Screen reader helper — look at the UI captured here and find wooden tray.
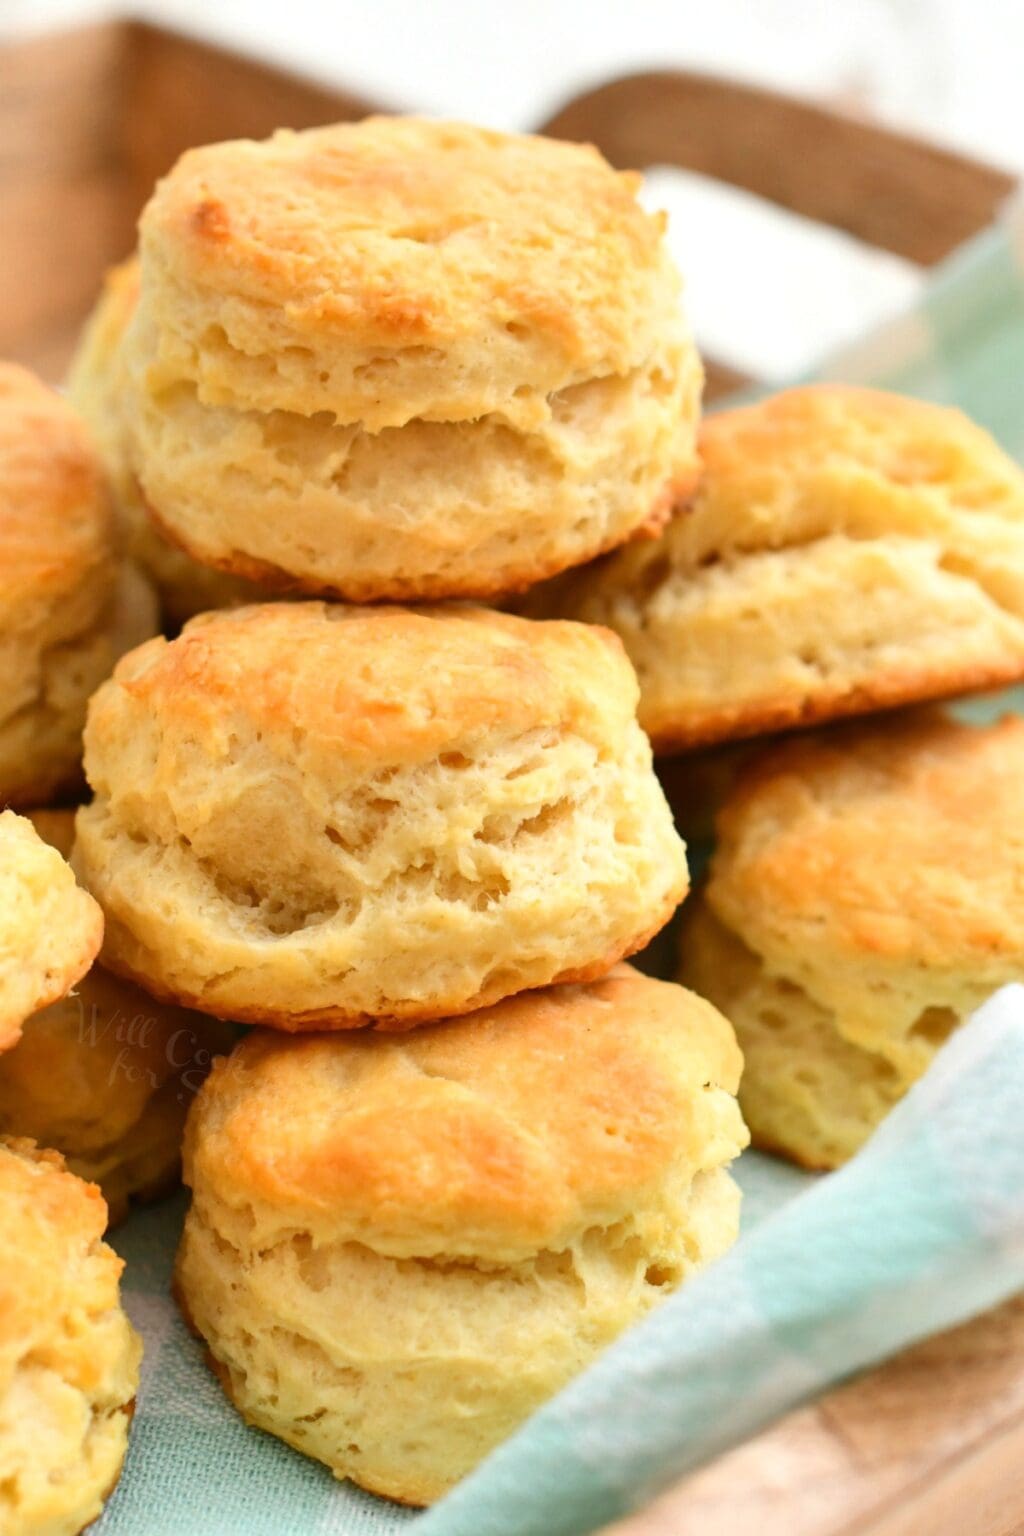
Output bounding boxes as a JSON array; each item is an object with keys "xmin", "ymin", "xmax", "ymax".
[{"xmin": 2, "ymin": 19, "xmax": 1021, "ymax": 1535}]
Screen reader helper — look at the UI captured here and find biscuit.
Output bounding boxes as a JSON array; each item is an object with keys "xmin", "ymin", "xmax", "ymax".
[
  {"xmin": 0, "ymin": 810, "xmax": 234, "ymax": 1224},
  {"xmin": 0, "ymin": 1137, "xmax": 141, "ymax": 1535},
  {"xmin": 124, "ymin": 117, "xmax": 701, "ymax": 599},
  {"xmin": 0, "ymin": 362, "xmax": 158, "ymax": 805},
  {"xmin": 0, "ymin": 810, "xmax": 102, "ymax": 1054},
  {"xmin": 67, "ymin": 259, "xmax": 264, "ymax": 625},
  {"xmin": 678, "ymin": 712, "xmax": 1024, "ymax": 1166},
  {"xmin": 174, "ymin": 965, "xmax": 748, "ymax": 1503},
  {"xmin": 538, "ymin": 386, "xmax": 1024, "ymax": 749},
  {"xmin": 74, "ymin": 603, "xmax": 688, "ymax": 1027}
]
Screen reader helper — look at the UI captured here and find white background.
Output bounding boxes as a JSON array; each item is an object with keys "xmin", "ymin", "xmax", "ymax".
[{"xmin": 4, "ymin": 0, "xmax": 1024, "ymax": 378}]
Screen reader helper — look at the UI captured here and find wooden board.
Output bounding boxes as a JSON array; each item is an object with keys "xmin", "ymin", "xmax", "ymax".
[{"xmin": 1, "ymin": 22, "xmax": 1022, "ymax": 1532}]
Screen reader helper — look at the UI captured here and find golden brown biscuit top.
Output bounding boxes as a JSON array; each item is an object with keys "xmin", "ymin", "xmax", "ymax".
[
  {"xmin": 89, "ymin": 602, "xmax": 638, "ymax": 768},
  {"xmin": 702, "ymin": 385, "xmax": 1021, "ymax": 489},
  {"xmin": 140, "ymin": 117, "xmax": 679, "ymax": 414},
  {"xmin": 0, "ymin": 1138, "xmax": 113, "ymax": 1367},
  {"xmin": 711, "ymin": 713, "xmax": 1024, "ymax": 973},
  {"xmin": 0, "ymin": 362, "xmax": 113, "ymax": 609},
  {"xmin": 184, "ymin": 966, "xmax": 744, "ymax": 1262},
  {"xmin": 651, "ymin": 384, "xmax": 1024, "ymax": 571}
]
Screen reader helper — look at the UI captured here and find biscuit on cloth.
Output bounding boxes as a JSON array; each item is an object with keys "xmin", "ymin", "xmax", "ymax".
[
  {"xmin": 0, "ymin": 810, "xmax": 102, "ymax": 1054},
  {"xmin": 0, "ymin": 810, "xmax": 234, "ymax": 1224},
  {"xmin": 67, "ymin": 259, "xmax": 263, "ymax": 626},
  {"xmin": 0, "ymin": 1137, "xmax": 141, "ymax": 1536},
  {"xmin": 0, "ymin": 362, "xmax": 158, "ymax": 805},
  {"xmin": 538, "ymin": 386, "xmax": 1024, "ymax": 750},
  {"xmin": 73, "ymin": 603, "xmax": 688, "ymax": 1028},
  {"xmin": 678, "ymin": 711, "xmax": 1024, "ymax": 1167},
  {"xmin": 123, "ymin": 116, "xmax": 701, "ymax": 600},
  {"xmin": 174, "ymin": 965, "xmax": 748, "ymax": 1504}
]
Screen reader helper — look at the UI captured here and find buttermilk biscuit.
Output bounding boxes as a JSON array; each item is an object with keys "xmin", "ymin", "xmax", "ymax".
[
  {"xmin": 0, "ymin": 362, "xmax": 158, "ymax": 805},
  {"xmin": 0, "ymin": 810, "xmax": 234, "ymax": 1224},
  {"xmin": 123, "ymin": 117, "xmax": 701, "ymax": 600},
  {"xmin": 74, "ymin": 603, "xmax": 688, "ymax": 1028},
  {"xmin": 67, "ymin": 259, "xmax": 263, "ymax": 625},
  {"xmin": 539, "ymin": 386, "xmax": 1024, "ymax": 749},
  {"xmin": 175, "ymin": 966, "xmax": 748, "ymax": 1504},
  {"xmin": 0, "ymin": 811, "xmax": 102, "ymax": 1054},
  {"xmin": 678, "ymin": 712, "xmax": 1024, "ymax": 1167},
  {"xmin": 0, "ymin": 1138, "xmax": 141, "ymax": 1535}
]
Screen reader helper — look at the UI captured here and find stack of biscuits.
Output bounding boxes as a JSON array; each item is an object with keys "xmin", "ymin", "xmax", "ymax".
[
  {"xmin": 4, "ymin": 109, "xmax": 1024, "ymax": 1528},
  {"xmin": 533, "ymin": 383, "xmax": 1024, "ymax": 1166}
]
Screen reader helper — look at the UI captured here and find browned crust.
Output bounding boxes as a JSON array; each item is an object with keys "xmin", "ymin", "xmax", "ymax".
[
  {"xmin": 647, "ymin": 651, "xmax": 1024, "ymax": 756},
  {"xmin": 99, "ymin": 878, "xmax": 688, "ymax": 1032},
  {"xmin": 143, "ymin": 472, "xmax": 694, "ymax": 605}
]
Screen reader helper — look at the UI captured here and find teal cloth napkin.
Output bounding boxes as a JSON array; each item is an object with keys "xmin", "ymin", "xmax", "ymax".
[{"xmin": 95, "ymin": 193, "xmax": 1024, "ymax": 1536}]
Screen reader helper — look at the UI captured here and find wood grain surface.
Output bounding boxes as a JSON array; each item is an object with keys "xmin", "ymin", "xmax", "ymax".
[{"xmin": 1, "ymin": 24, "xmax": 1022, "ymax": 1533}]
